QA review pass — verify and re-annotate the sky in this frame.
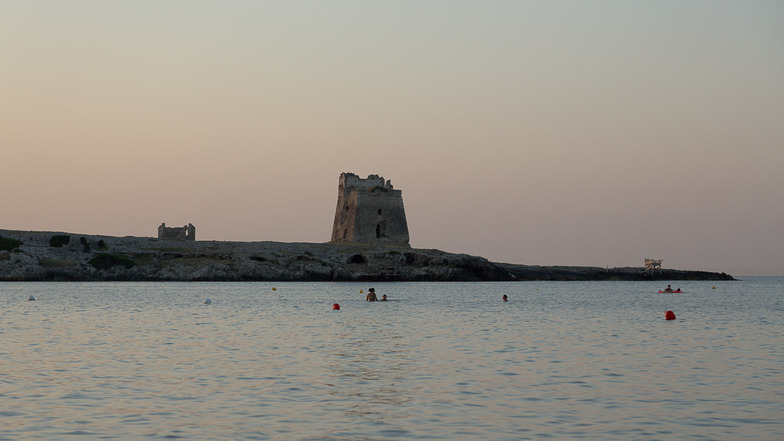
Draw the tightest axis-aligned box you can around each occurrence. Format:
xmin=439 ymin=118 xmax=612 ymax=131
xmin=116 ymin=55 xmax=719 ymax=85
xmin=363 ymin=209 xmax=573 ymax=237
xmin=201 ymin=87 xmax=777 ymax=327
xmin=2 ymin=1 xmax=783 ymax=276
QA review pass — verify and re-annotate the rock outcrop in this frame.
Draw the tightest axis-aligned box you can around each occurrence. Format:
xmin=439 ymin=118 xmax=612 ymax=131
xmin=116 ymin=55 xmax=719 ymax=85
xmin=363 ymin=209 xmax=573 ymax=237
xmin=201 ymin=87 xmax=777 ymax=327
xmin=0 ymin=229 xmax=734 ymax=282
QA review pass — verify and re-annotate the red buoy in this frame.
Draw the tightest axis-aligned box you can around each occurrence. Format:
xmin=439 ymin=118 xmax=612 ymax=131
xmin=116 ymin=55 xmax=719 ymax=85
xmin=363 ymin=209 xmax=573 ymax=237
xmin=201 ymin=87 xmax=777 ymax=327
xmin=665 ymin=310 xmax=676 ymax=320
xmin=333 ymin=303 xmax=340 ymax=310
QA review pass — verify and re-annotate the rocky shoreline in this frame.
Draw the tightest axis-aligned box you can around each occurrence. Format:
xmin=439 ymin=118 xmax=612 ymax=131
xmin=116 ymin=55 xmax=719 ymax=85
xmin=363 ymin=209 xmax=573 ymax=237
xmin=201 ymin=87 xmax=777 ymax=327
xmin=0 ymin=229 xmax=734 ymax=282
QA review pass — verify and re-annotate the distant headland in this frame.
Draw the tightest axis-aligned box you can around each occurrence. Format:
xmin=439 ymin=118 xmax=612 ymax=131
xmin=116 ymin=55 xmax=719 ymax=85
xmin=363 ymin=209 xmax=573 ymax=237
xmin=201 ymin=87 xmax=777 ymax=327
xmin=0 ymin=173 xmax=734 ymax=282
xmin=0 ymin=228 xmax=734 ymax=281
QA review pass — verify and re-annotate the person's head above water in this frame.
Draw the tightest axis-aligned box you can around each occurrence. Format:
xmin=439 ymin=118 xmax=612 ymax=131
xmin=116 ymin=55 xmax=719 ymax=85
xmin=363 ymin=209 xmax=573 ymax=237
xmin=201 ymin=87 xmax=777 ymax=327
xmin=502 ymin=294 xmax=508 ymax=302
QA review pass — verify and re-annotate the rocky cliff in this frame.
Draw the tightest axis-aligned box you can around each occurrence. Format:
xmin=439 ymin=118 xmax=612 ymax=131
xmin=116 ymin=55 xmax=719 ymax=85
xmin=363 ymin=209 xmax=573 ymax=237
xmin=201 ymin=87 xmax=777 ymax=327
xmin=0 ymin=229 xmax=734 ymax=282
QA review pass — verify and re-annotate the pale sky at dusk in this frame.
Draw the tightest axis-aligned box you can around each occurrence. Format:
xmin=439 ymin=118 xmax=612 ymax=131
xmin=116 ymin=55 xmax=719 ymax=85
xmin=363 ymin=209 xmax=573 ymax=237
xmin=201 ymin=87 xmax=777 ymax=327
xmin=2 ymin=1 xmax=783 ymax=276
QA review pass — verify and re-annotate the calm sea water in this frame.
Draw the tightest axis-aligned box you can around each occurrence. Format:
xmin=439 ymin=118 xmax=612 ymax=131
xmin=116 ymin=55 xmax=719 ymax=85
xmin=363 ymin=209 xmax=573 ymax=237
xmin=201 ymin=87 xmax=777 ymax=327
xmin=1 ymin=278 xmax=782 ymax=440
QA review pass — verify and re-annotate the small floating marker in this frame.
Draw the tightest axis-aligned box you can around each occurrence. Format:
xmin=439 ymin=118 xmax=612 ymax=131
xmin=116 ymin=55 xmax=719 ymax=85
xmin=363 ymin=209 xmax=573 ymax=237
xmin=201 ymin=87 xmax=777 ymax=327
xmin=665 ymin=310 xmax=676 ymax=321
xmin=28 ymin=295 xmax=36 ymax=301
xmin=333 ymin=303 xmax=340 ymax=310
xmin=204 ymin=298 xmax=212 ymax=305
xmin=712 ymin=286 xmax=716 ymax=289
xmin=359 ymin=289 xmax=364 ymax=294
xmin=272 ymin=287 xmax=277 ymax=291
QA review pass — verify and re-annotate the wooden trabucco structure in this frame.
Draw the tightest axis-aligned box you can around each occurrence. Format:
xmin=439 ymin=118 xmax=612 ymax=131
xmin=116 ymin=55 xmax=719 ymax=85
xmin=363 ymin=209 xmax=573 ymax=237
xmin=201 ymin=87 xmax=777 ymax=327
xmin=644 ymin=258 xmax=662 ymax=275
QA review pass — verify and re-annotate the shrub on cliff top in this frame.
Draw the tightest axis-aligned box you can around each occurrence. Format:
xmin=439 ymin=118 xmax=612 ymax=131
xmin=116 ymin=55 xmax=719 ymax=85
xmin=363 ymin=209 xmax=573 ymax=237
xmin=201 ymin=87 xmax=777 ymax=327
xmin=50 ymin=235 xmax=71 ymax=248
xmin=0 ymin=235 xmax=23 ymax=252
xmin=89 ymin=253 xmax=135 ymax=270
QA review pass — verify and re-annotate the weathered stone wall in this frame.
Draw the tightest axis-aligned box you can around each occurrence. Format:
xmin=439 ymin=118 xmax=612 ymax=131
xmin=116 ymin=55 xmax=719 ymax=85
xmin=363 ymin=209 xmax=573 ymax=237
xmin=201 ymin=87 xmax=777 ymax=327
xmin=158 ymin=223 xmax=196 ymax=241
xmin=331 ymin=172 xmax=409 ymax=244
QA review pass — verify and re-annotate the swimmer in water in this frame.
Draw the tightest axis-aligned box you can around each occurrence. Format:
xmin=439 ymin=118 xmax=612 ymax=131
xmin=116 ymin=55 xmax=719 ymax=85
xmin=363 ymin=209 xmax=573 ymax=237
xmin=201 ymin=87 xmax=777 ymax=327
xmin=663 ymin=285 xmax=674 ymax=293
xmin=366 ymin=288 xmax=378 ymax=302
xmin=502 ymin=294 xmax=508 ymax=302
xmin=381 ymin=294 xmax=387 ymax=301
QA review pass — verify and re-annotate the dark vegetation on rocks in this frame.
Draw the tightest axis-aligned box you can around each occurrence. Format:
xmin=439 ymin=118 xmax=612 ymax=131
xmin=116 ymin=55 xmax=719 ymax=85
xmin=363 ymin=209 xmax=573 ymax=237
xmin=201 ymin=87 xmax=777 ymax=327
xmin=88 ymin=253 xmax=136 ymax=271
xmin=0 ymin=235 xmax=24 ymax=252
xmin=49 ymin=235 xmax=71 ymax=248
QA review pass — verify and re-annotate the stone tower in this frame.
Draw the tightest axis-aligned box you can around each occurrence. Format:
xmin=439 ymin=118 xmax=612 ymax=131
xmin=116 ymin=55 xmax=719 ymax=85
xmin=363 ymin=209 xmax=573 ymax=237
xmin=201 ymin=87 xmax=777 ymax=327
xmin=331 ymin=173 xmax=410 ymax=245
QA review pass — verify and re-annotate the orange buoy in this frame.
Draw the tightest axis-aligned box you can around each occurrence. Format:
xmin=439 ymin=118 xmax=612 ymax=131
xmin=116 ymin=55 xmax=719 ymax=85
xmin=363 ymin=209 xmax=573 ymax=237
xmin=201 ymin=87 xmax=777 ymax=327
xmin=333 ymin=303 xmax=340 ymax=310
xmin=665 ymin=310 xmax=676 ymax=320
xmin=360 ymin=289 xmax=364 ymax=293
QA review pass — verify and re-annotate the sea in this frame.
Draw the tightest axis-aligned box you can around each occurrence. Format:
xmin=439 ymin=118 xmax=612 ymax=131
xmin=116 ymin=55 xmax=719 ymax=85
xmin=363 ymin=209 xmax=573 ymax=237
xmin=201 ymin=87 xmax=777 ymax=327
xmin=1 ymin=277 xmax=782 ymax=440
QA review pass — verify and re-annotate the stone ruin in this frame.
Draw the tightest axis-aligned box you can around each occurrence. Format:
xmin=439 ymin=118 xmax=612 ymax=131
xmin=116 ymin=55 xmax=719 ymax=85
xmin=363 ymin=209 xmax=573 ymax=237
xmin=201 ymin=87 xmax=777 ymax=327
xmin=331 ymin=172 xmax=410 ymax=245
xmin=158 ymin=223 xmax=196 ymax=241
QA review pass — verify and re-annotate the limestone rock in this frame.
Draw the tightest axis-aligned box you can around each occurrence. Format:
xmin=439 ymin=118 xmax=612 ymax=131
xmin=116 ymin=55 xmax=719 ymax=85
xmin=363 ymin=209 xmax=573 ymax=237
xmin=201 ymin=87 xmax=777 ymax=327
xmin=0 ymin=228 xmax=734 ymax=282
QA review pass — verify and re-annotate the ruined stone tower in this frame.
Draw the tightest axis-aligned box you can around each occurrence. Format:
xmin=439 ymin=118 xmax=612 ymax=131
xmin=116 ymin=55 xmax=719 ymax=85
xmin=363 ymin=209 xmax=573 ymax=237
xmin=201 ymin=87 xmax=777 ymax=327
xmin=331 ymin=173 xmax=410 ymax=245
xmin=158 ymin=223 xmax=196 ymax=241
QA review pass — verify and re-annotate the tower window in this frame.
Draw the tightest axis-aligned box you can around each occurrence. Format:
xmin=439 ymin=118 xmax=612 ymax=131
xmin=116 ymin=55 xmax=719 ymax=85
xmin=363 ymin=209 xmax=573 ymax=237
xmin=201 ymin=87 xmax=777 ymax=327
xmin=378 ymin=209 xmax=383 ymax=215
xmin=376 ymin=221 xmax=387 ymax=238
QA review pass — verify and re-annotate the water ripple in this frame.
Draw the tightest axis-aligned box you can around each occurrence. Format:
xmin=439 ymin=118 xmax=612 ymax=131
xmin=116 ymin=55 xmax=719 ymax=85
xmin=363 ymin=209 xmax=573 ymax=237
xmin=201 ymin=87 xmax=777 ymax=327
xmin=0 ymin=279 xmax=782 ymax=440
